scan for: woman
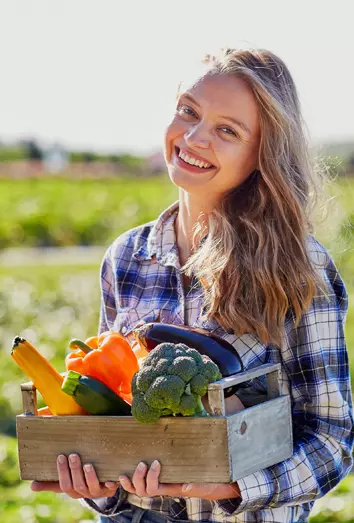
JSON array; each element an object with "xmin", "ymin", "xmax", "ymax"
[{"xmin": 31, "ymin": 48, "xmax": 354, "ymax": 522}]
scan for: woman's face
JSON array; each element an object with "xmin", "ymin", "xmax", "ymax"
[{"xmin": 164, "ymin": 72, "xmax": 261, "ymax": 198}]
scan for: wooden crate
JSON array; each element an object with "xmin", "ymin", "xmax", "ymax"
[{"xmin": 16, "ymin": 363, "xmax": 293, "ymax": 483}]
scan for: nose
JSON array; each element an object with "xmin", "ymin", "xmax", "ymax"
[{"xmin": 184, "ymin": 123, "xmax": 211, "ymax": 150}]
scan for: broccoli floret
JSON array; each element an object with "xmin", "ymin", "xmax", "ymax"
[
  {"xmin": 144, "ymin": 344, "xmax": 177, "ymax": 364},
  {"xmin": 201, "ymin": 355, "xmax": 222, "ymax": 383},
  {"xmin": 154, "ymin": 358, "xmax": 171, "ymax": 374},
  {"xmin": 135, "ymin": 366, "xmax": 159, "ymax": 393},
  {"xmin": 131, "ymin": 393, "xmax": 161, "ymax": 424},
  {"xmin": 130, "ymin": 341, "xmax": 222, "ymax": 424},
  {"xmin": 189, "ymin": 373, "xmax": 209, "ymax": 396},
  {"xmin": 145, "ymin": 375, "xmax": 185, "ymax": 411},
  {"xmin": 168, "ymin": 356, "xmax": 197, "ymax": 383},
  {"xmin": 131, "ymin": 372, "xmax": 139, "ymax": 396}
]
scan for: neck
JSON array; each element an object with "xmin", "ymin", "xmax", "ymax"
[{"xmin": 175, "ymin": 190, "xmax": 215, "ymax": 266}]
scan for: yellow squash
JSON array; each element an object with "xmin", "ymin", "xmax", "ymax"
[{"xmin": 11, "ymin": 336, "xmax": 86, "ymax": 415}]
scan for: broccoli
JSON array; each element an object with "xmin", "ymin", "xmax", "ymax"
[
  {"xmin": 189, "ymin": 373, "xmax": 209, "ymax": 396},
  {"xmin": 131, "ymin": 342, "xmax": 222, "ymax": 423},
  {"xmin": 145, "ymin": 375, "xmax": 185, "ymax": 411},
  {"xmin": 131, "ymin": 393, "xmax": 161, "ymax": 424},
  {"xmin": 178, "ymin": 392, "xmax": 208, "ymax": 417}
]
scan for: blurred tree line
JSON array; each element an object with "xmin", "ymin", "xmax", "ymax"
[
  {"xmin": 0, "ymin": 138, "xmax": 353, "ymax": 176},
  {"xmin": 0, "ymin": 139, "xmax": 145, "ymax": 168}
]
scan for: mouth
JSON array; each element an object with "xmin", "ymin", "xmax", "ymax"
[{"xmin": 174, "ymin": 146, "xmax": 216, "ymax": 173}]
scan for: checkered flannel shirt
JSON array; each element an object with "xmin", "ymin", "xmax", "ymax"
[{"xmin": 82, "ymin": 200, "xmax": 354, "ymax": 522}]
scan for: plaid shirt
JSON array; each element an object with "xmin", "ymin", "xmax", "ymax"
[{"xmin": 83, "ymin": 200, "xmax": 354, "ymax": 522}]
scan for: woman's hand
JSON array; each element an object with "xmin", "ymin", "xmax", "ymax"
[
  {"xmin": 116, "ymin": 460, "xmax": 241, "ymax": 501},
  {"xmin": 31, "ymin": 454, "xmax": 120, "ymax": 499}
]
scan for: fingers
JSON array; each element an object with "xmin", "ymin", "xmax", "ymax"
[
  {"xmin": 179, "ymin": 482, "xmax": 240, "ymax": 500},
  {"xmin": 145, "ymin": 460, "xmax": 161, "ymax": 496},
  {"xmin": 133, "ymin": 462, "xmax": 149, "ymax": 497},
  {"xmin": 68, "ymin": 454, "xmax": 90, "ymax": 498},
  {"xmin": 119, "ymin": 460, "xmax": 184, "ymax": 498},
  {"xmin": 57, "ymin": 455, "xmax": 77, "ymax": 496},
  {"xmin": 31, "ymin": 481, "xmax": 63, "ymax": 493},
  {"xmin": 83, "ymin": 462, "xmax": 101, "ymax": 496},
  {"xmin": 56, "ymin": 454, "xmax": 120, "ymax": 499},
  {"xmin": 119, "ymin": 474, "xmax": 135, "ymax": 494}
]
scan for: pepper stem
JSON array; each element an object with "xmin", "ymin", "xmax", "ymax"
[
  {"xmin": 11, "ymin": 336, "xmax": 26, "ymax": 353},
  {"xmin": 69, "ymin": 339, "xmax": 93, "ymax": 354},
  {"xmin": 132, "ymin": 324, "xmax": 150, "ymax": 349}
]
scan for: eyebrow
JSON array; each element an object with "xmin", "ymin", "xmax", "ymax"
[{"xmin": 179, "ymin": 93, "xmax": 252, "ymax": 136}]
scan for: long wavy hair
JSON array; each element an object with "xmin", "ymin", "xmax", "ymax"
[{"xmin": 181, "ymin": 48, "xmax": 330, "ymax": 347}]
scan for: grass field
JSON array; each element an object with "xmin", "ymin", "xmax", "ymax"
[
  {"xmin": 0, "ymin": 176, "xmax": 178, "ymax": 248},
  {"xmin": 0, "ymin": 174, "xmax": 353, "ymax": 522}
]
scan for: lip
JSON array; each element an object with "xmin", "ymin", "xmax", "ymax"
[
  {"xmin": 173, "ymin": 146, "xmax": 216, "ymax": 174},
  {"xmin": 176, "ymin": 146, "xmax": 215, "ymax": 167}
]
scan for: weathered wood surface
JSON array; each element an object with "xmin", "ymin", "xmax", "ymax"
[
  {"xmin": 20, "ymin": 383, "xmax": 37, "ymax": 416},
  {"xmin": 16, "ymin": 415, "xmax": 230, "ymax": 483},
  {"xmin": 207, "ymin": 387, "xmax": 225, "ymax": 416},
  {"xmin": 16, "ymin": 363, "xmax": 293, "ymax": 484},
  {"xmin": 266, "ymin": 370, "xmax": 281, "ymax": 399},
  {"xmin": 227, "ymin": 395, "xmax": 293, "ymax": 481}
]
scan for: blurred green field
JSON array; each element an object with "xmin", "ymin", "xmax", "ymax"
[
  {"xmin": 0, "ymin": 175, "xmax": 353, "ymax": 522},
  {"xmin": 0, "ymin": 176, "xmax": 178, "ymax": 248}
]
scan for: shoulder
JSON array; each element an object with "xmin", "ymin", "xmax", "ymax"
[
  {"xmin": 306, "ymin": 234, "xmax": 330, "ymax": 268},
  {"xmin": 306, "ymin": 233, "xmax": 348, "ymax": 318},
  {"xmin": 102, "ymin": 219, "xmax": 157, "ymax": 269},
  {"xmin": 101, "ymin": 200, "xmax": 179, "ymax": 270}
]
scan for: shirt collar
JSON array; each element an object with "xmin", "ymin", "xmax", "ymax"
[{"xmin": 132, "ymin": 200, "xmax": 180, "ymax": 267}]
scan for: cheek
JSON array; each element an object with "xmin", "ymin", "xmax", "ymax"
[
  {"xmin": 227, "ymin": 145, "xmax": 256, "ymax": 171},
  {"xmin": 163, "ymin": 118, "xmax": 185, "ymax": 157}
]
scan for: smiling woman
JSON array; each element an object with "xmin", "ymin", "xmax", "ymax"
[
  {"xmin": 30, "ymin": 48, "xmax": 354, "ymax": 523},
  {"xmin": 165, "ymin": 73, "xmax": 260, "ymax": 197}
]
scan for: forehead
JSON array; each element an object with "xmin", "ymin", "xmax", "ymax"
[{"xmin": 178, "ymin": 73, "xmax": 260, "ymax": 135}]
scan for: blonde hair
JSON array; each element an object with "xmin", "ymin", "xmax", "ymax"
[{"xmin": 182, "ymin": 48, "xmax": 330, "ymax": 347}]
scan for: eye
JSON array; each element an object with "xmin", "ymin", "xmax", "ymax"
[
  {"xmin": 219, "ymin": 126, "xmax": 238, "ymax": 137},
  {"xmin": 177, "ymin": 104, "xmax": 197, "ymax": 117}
]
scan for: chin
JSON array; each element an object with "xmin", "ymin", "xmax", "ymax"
[{"xmin": 168, "ymin": 168, "xmax": 209, "ymax": 191}]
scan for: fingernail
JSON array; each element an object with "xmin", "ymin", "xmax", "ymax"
[
  {"xmin": 84, "ymin": 463, "xmax": 93, "ymax": 472},
  {"xmin": 69, "ymin": 454, "xmax": 78, "ymax": 463},
  {"xmin": 137, "ymin": 462, "xmax": 146, "ymax": 471},
  {"xmin": 119, "ymin": 475, "xmax": 127, "ymax": 482},
  {"xmin": 57, "ymin": 455, "xmax": 66, "ymax": 464},
  {"xmin": 151, "ymin": 460, "xmax": 160, "ymax": 470},
  {"xmin": 182, "ymin": 483, "xmax": 193, "ymax": 493}
]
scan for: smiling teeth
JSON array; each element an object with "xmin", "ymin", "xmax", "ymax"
[{"xmin": 178, "ymin": 150, "xmax": 211, "ymax": 168}]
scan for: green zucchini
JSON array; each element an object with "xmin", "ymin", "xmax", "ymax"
[{"xmin": 62, "ymin": 371, "xmax": 131, "ymax": 416}]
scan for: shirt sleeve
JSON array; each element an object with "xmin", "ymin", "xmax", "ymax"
[
  {"xmin": 216, "ymin": 254, "xmax": 354, "ymax": 515},
  {"xmin": 98, "ymin": 244, "xmax": 118, "ymax": 335}
]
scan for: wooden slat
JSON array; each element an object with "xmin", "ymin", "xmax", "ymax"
[
  {"xmin": 266, "ymin": 370, "xmax": 281, "ymax": 399},
  {"xmin": 16, "ymin": 415, "xmax": 230, "ymax": 483},
  {"xmin": 20, "ymin": 383, "xmax": 37, "ymax": 416},
  {"xmin": 227, "ymin": 395, "xmax": 293, "ymax": 481},
  {"xmin": 207, "ymin": 387, "xmax": 225, "ymax": 416}
]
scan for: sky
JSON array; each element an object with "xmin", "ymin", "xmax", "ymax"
[{"xmin": 1, "ymin": 0, "xmax": 353, "ymax": 155}]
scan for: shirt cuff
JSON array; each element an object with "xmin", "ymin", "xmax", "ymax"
[
  {"xmin": 80, "ymin": 486, "xmax": 129, "ymax": 515},
  {"xmin": 216, "ymin": 469, "xmax": 275, "ymax": 516}
]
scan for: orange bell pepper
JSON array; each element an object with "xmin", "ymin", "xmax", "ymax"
[{"xmin": 65, "ymin": 331, "xmax": 138, "ymax": 404}]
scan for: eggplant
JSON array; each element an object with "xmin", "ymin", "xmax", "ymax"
[{"xmin": 132, "ymin": 323, "xmax": 244, "ymax": 397}]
